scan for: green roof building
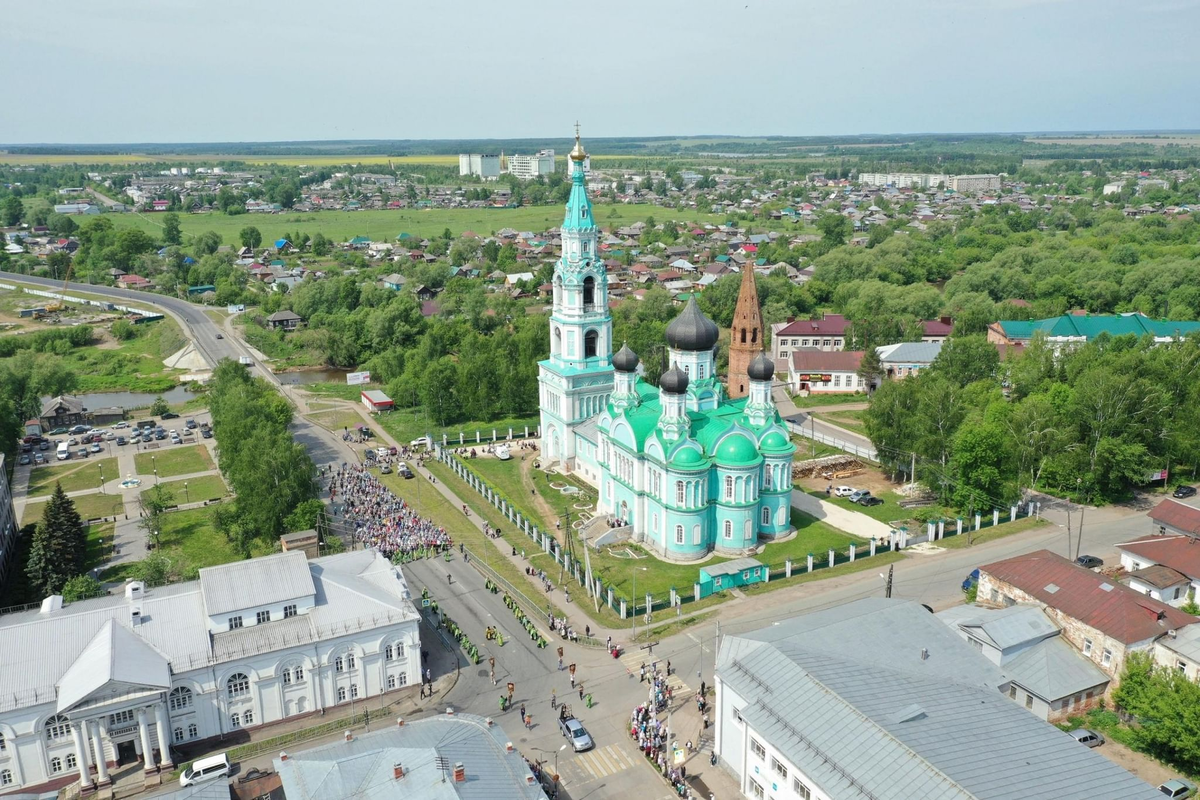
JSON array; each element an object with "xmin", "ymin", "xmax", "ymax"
[{"xmin": 989, "ymin": 313, "xmax": 1200, "ymax": 349}]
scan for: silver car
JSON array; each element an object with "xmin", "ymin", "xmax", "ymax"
[
  {"xmin": 559, "ymin": 716, "xmax": 594, "ymax": 752},
  {"xmin": 1068, "ymin": 728, "xmax": 1104, "ymax": 748}
]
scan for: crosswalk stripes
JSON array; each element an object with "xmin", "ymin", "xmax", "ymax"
[{"xmin": 564, "ymin": 743, "xmax": 641, "ymax": 782}]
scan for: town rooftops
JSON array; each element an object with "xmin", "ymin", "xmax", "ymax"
[
  {"xmin": 701, "ymin": 557, "xmax": 763, "ymax": 577},
  {"xmin": 1003, "ymin": 635, "xmax": 1111, "ymax": 702},
  {"xmin": 274, "ymin": 713, "xmax": 546, "ymax": 800},
  {"xmin": 267, "ymin": 309, "xmax": 303, "ymax": 323},
  {"xmin": 1148, "ymin": 498, "xmax": 1200, "ymax": 536},
  {"xmin": 979, "ymin": 549, "xmax": 1196, "ymax": 644},
  {"xmin": 790, "ymin": 348, "xmax": 864, "ymax": 372},
  {"xmin": 717, "ymin": 598, "xmax": 1158, "ymax": 800},
  {"xmin": 39, "ymin": 395, "xmax": 84, "ymax": 418},
  {"xmin": 1118, "ymin": 532, "xmax": 1200, "ymax": 578},
  {"xmin": 1127, "ymin": 564, "xmax": 1190, "ymax": 590},
  {"xmin": 774, "ymin": 313, "xmax": 850, "ymax": 337},
  {"xmin": 876, "ymin": 341, "xmax": 943, "ymax": 364}
]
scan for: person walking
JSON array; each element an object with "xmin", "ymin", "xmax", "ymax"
[{"xmin": 520, "ymin": 704, "xmax": 527, "ymax": 725}]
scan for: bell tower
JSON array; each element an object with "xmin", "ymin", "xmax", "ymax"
[
  {"xmin": 727, "ymin": 262, "xmax": 764, "ymax": 399},
  {"xmin": 538, "ymin": 125, "xmax": 615, "ymax": 467}
]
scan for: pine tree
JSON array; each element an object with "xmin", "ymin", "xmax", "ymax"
[{"xmin": 25, "ymin": 483, "xmax": 87, "ymax": 597}]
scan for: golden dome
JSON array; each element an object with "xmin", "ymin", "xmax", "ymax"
[{"xmin": 570, "ymin": 122, "xmax": 587, "ymax": 162}]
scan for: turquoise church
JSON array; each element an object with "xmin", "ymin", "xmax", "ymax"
[{"xmin": 538, "ymin": 129, "xmax": 796, "ymax": 563}]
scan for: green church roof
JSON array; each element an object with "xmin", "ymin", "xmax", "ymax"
[
  {"xmin": 715, "ymin": 434, "xmax": 761, "ymax": 466},
  {"xmin": 671, "ymin": 447, "xmax": 706, "ymax": 467},
  {"xmin": 561, "ymin": 149, "xmax": 595, "ymax": 233},
  {"xmin": 996, "ymin": 313, "xmax": 1200, "ymax": 342},
  {"xmin": 759, "ymin": 430, "xmax": 792, "ymax": 452}
]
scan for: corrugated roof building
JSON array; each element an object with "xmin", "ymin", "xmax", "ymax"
[{"xmin": 716, "ymin": 598, "xmax": 1160, "ymax": 800}]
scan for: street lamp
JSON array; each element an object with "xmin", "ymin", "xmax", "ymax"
[
  {"xmin": 532, "ymin": 745, "xmax": 566, "ymax": 794},
  {"xmin": 98, "ymin": 463, "xmax": 104, "ymax": 494}
]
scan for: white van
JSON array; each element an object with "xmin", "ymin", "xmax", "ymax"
[
  {"xmin": 179, "ymin": 753, "xmax": 230, "ymax": 787},
  {"xmin": 56, "ymin": 442, "xmax": 70, "ymax": 461}
]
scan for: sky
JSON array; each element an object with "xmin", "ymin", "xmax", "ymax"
[{"xmin": 3, "ymin": 0, "xmax": 1199, "ymax": 144}]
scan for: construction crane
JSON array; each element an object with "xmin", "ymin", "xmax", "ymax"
[{"xmin": 44, "ymin": 261, "xmax": 74, "ymax": 313}]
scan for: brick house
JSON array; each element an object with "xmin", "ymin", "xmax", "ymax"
[{"xmin": 976, "ymin": 549, "xmax": 1196, "ymax": 686}]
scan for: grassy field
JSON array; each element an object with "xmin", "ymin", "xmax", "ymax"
[
  {"xmin": 306, "ymin": 407, "xmax": 367, "ymax": 434},
  {"xmin": 99, "ymin": 506, "xmax": 241, "ymax": 583},
  {"xmin": 0, "ymin": 280, "xmax": 161, "ymax": 315},
  {"xmin": 134, "ymin": 444, "xmax": 215, "ymax": 478},
  {"xmin": 66, "ymin": 318, "xmax": 188, "ymax": 393},
  {"xmin": 26, "ymin": 457, "xmax": 119, "ymax": 497},
  {"xmin": 85, "ymin": 522, "xmax": 115, "ymax": 572},
  {"xmin": 80, "ymin": 204, "xmax": 736, "ymax": 249},
  {"xmin": 22, "ymin": 491, "xmax": 124, "ymax": 526},
  {"xmin": 939, "ymin": 516, "xmax": 1048, "ymax": 549},
  {"xmin": 789, "ymin": 393, "xmax": 870, "ymax": 409},
  {"xmin": 813, "ymin": 410, "xmax": 867, "ymax": 435},
  {"xmin": 140, "ymin": 474, "xmax": 227, "ymax": 505}
]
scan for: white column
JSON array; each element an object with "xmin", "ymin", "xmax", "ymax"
[
  {"xmin": 154, "ymin": 703, "xmax": 174, "ymax": 769},
  {"xmin": 137, "ymin": 708, "xmax": 156, "ymax": 772},
  {"xmin": 70, "ymin": 722, "xmax": 94, "ymax": 789},
  {"xmin": 91, "ymin": 719, "xmax": 110, "ymax": 784}
]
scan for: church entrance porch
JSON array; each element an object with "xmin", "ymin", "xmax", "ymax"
[{"xmin": 115, "ymin": 739, "xmax": 138, "ymax": 766}]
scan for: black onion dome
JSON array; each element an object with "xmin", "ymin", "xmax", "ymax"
[
  {"xmin": 748, "ymin": 351, "xmax": 775, "ymax": 381},
  {"xmin": 613, "ymin": 342, "xmax": 640, "ymax": 373},
  {"xmin": 659, "ymin": 363, "xmax": 689, "ymax": 394},
  {"xmin": 665, "ymin": 297, "xmax": 720, "ymax": 352}
]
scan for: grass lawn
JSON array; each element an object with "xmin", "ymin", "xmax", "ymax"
[
  {"xmin": 84, "ymin": 205, "xmax": 735, "ymax": 250},
  {"xmin": 26, "ymin": 457, "xmax": 119, "ymax": 497},
  {"xmin": 742, "ymin": 550, "xmax": 905, "ymax": 596},
  {"xmin": 301, "ymin": 382, "xmax": 366, "ymax": 402},
  {"xmin": 939, "ymin": 516, "xmax": 1048, "ymax": 549},
  {"xmin": 791, "ymin": 435, "xmax": 850, "ymax": 461},
  {"xmin": 464, "ymin": 456, "xmax": 561, "ymax": 533},
  {"xmin": 807, "ymin": 489, "xmax": 917, "ymax": 526},
  {"xmin": 99, "ymin": 506, "xmax": 241, "ymax": 583},
  {"xmin": 140, "ymin": 474, "xmax": 228, "ymax": 506},
  {"xmin": 85, "ymin": 523, "xmax": 115, "ymax": 572},
  {"xmin": 813, "ymin": 410, "xmax": 867, "ymax": 435},
  {"xmin": 376, "ymin": 408, "xmax": 541, "ymax": 448},
  {"xmin": 134, "ymin": 444, "xmax": 215, "ymax": 478},
  {"xmin": 789, "ymin": 393, "xmax": 870, "ymax": 409},
  {"xmin": 22, "ymin": 491, "xmax": 125, "ymax": 526}
]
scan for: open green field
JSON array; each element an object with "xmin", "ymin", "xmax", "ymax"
[
  {"xmin": 66, "ymin": 318, "xmax": 188, "ymax": 393},
  {"xmin": 134, "ymin": 444, "xmax": 215, "ymax": 478},
  {"xmin": 939, "ymin": 516, "xmax": 1048, "ymax": 549},
  {"xmin": 26, "ymin": 457, "xmax": 119, "ymax": 497},
  {"xmin": 86, "ymin": 522, "xmax": 115, "ymax": 572},
  {"xmin": 79, "ymin": 204, "xmax": 738, "ymax": 248},
  {"xmin": 306, "ymin": 407, "xmax": 366, "ymax": 434},
  {"xmin": 789, "ymin": 393, "xmax": 870, "ymax": 409},
  {"xmin": 813, "ymin": 410, "xmax": 867, "ymax": 435},
  {"xmin": 22, "ymin": 491, "xmax": 124, "ymax": 526},
  {"xmin": 140, "ymin": 474, "xmax": 227, "ymax": 506},
  {"xmin": 99, "ymin": 506, "xmax": 241, "ymax": 583}
]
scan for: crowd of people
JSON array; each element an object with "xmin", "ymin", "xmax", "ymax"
[
  {"xmin": 327, "ymin": 462, "xmax": 452, "ymax": 559},
  {"xmin": 630, "ymin": 702, "xmax": 694, "ymax": 797}
]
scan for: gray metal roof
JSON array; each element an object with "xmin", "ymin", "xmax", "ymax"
[
  {"xmin": 200, "ymin": 550, "xmax": 316, "ymax": 616},
  {"xmin": 1156, "ymin": 625, "xmax": 1200, "ymax": 663},
  {"xmin": 959, "ymin": 605, "xmax": 1060, "ymax": 651},
  {"xmin": 0, "ymin": 551, "xmax": 416, "ymax": 714},
  {"xmin": 1004, "ymin": 637, "xmax": 1110, "ymax": 702},
  {"xmin": 876, "ymin": 341, "xmax": 943, "ymax": 364},
  {"xmin": 702, "ymin": 557, "xmax": 764, "ymax": 578},
  {"xmin": 718, "ymin": 598, "xmax": 1160, "ymax": 800},
  {"xmin": 56, "ymin": 619, "xmax": 171, "ymax": 712},
  {"xmin": 144, "ymin": 780, "xmax": 232, "ymax": 800},
  {"xmin": 274, "ymin": 713, "xmax": 546, "ymax": 800}
]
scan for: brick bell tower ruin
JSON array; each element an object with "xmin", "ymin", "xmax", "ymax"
[{"xmin": 727, "ymin": 262, "xmax": 764, "ymax": 399}]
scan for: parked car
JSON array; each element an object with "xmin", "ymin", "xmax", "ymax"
[
  {"xmin": 112, "ymin": 421, "xmax": 129, "ymax": 429},
  {"xmin": 67, "ymin": 437, "xmax": 78, "ymax": 446},
  {"xmin": 89, "ymin": 443, "xmax": 102, "ymax": 453},
  {"xmin": 849, "ymin": 490, "xmax": 872, "ymax": 503},
  {"xmin": 558, "ymin": 716, "xmax": 594, "ymax": 752},
  {"xmin": 1068, "ymin": 729, "xmax": 1104, "ymax": 748},
  {"xmin": 833, "ymin": 486, "xmax": 855, "ymax": 497},
  {"xmin": 1174, "ymin": 486, "xmax": 1198, "ymax": 499},
  {"xmin": 38, "ymin": 441, "xmax": 50, "ymax": 451},
  {"xmin": 104, "ymin": 431, "xmax": 116, "ymax": 440},
  {"xmin": 161, "ymin": 412, "xmax": 179, "ymax": 420},
  {"xmin": 380, "ymin": 464, "xmax": 393, "ymax": 474},
  {"xmin": 376, "ymin": 447, "xmax": 390, "ymax": 459},
  {"xmin": 69, "ymin": 424, "xmax": 90, "ymax": 434},
  {"xmin": 179, "ymin": 753, "xmax": 230, "ymax": 788},
  {"xmin": 76, "ymin": 448, "xmax": 89, "ymax": 459},
  {"xmin": 411, "ymin": 435, "xmax": 432, "ymax": 449},
  {"xmin": 19, "ymin": 443, "xmax": 31, "ymax": 453},
  {"xmin": 962, "ymin": 569, "xmax": 980, "ymax": 592},
  {"xmin": 50, "ymin": 427, "xmax": 69, "ymax": 435},
  {"xmin": 398, "ymin": 462, "xmax": 414, "ymax": 479},
  {"xmin": 34, "ymin": 453, "xmax": 45, "ymax": 464},
  {"xmin": 154, "ymin": 431, "xmax": 167, "ymax": 441},
  {"xmin": 18, "ymin": 454, "xmax": 30, "ymax": 465},
  {"xmin": 858, "ymin": 496, "xmax": 884, "ymax": 507},
  {"xmin": 185, "ymin": 419, "xmax": 197, "ymax": 429},
  {"xmin": 116, "ymin": 436, "xmax": 127, "ymax": 446},
  {"xmin": 1159, "ymin": 778, "xmax": 1198, "ymax": 798},
  {"xmin": 201, "ymin": 429, "xmax": 213, "ymax": 439},
  {"xmin": 183, "ymin": 429, "xmax": 194, "ymax": 438},
  {"xmin": 1075, "ymin": 555, "xmax": 1104, "ymax": 570}
]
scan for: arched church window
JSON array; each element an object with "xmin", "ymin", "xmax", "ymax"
[
  {"xmin": 724, "ymin": 519, "xmax": 733, "ymax": 539},
  {"xmin": 169, "ymin": 686, "xmax": 193, "ymax": 711},
  {"xmin": 583, "ymin": 276, "xmax": 595, "ymax": 306},
  {"xmin": 674, "ymin": 526, "xmax": 684, "ymax": 545},
  {"xmin": 740, "ymin": 328, "xmax": 747, "ymax": 344},
  {"xmin": 584, "ymin": 330, "xmax": 598, "ymax": 359},
  {"xmin": 752, "ymin": 328, "xmax": 758, "ymax": 343},
  {"xmin": 44, "ymin": 715, "xmax": 70, "ymax": 742},
  {"xmin": 762, "ymin": 507, "xmax": 771, "ymax": 526},
  {"xmin": 676, "ymin": 482, "xmax": 684, "ymax": 506},
  {"xmin": 724, "ymin": 475, "xmax": 733, "ymax": 501}
]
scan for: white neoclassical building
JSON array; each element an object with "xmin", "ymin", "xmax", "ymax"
[{"xmin": 0, "ymin": 550, "xmax": 420, "ymax": 795}]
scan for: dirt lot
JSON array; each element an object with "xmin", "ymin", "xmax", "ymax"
[
  {"xmin": 1094, "ymin": 740, "xmax": 1176, "ymax": 789},
  {"xmin": 797, "ymin": 462, "xmax": 897, "ymax": 496}
]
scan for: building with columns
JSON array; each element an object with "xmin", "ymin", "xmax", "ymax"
[
  {"xmin": 539, "ymin": 128, "xmax": 796, "ymax": 563},
  {"xmin": 0, "ymin": 550, "xmax": 420, "ymax": 795}
]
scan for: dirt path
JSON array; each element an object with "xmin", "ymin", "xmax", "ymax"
[{"xmin": 518, "ymin": 455, "xmax": 563, "ymax": 535}]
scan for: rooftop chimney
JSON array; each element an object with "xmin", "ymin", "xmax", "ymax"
[
  {"xmin": 344, "ymin": 731, "xmax": 352, "ymax": 742},
  {"xmin": 396, "ymin": 717, "xmax": 405, "ymax": 727},
  {"xmin": 920, "ymin": 648, "xmax": 929, "ymax": 661},
  {"xmin": 453, "ymin": 763, "xmax": 465, "ymax": 783},
  {"xmin": 279, "ymin": 752, "xmax": 288, "ymax": 762},
  {"xmin": 40, "ymin": 595, "xmax": 64, "ymax": 614},
  {"xmin": 124, "ymin": 580, "xmax": 145, "ymax": 601},
  {"xmin": 393, "ymin": 764, "xmax": 405, "ymax": 780}
]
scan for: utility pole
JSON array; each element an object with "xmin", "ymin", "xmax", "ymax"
[
  {"xmin": 884, "ymin": 564, "xmax": 893, "ymax": 599},
  {"xmin": 910, "ymin": 452, "xmax": 917, "ymax": 488}
]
